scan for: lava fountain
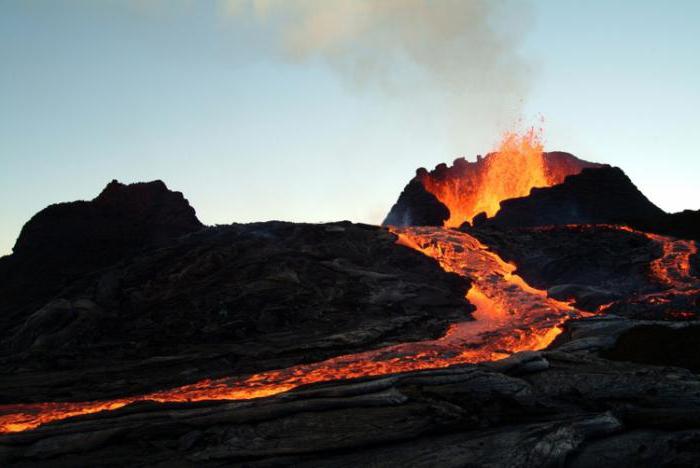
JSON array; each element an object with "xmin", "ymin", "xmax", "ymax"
[{"xmin": 418, "ymin": 128, "xmax": 600, "ymax": 227}]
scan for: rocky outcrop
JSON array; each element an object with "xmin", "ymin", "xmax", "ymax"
[
  {"xmin": 0, "ymin": 180, "xmax": 203, "ymax": 331},
  {"xmin": 11, "ymin": 179, "xmax": 202, "ymax": 259},
  {"xmin": 468, "ymin": 224, "xmax": 700, "ymax": 320},
  {"xmin": 633, "ymin": 209, "xmax": 700, "ymax": 242},
  {"xmin": 468, "ymin": 225, "xmax": 664, "ymax": 311},
  {"xmin": 382, "ymin": 177, "xmax": 449, "ymax": 226},
  {"xmin": 0, "ymin": 221, "xmax": 471, "ymax": 402},
  {"xmin": 474, "ymin": 167, "xmax": 665, "ymax": 229}
]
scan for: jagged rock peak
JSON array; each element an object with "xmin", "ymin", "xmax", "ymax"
[
  {"xmin": 473, "ymin": 166, "xmax": 665, "ymax": 228},
  {"xmin": 12, "ymin": 179, "xmax": 203, "ymax": 256}
]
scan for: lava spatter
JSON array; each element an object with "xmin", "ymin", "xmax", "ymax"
[{"xmin": 418, "ymin": 129, "xmax": 597, "ymax": 227}]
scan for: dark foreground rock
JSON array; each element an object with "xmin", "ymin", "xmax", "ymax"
[
  {"xmin": 468, "ymin": 224, "xmax": 700, "ymax": 320},
  {"xmin": 467, "ymin": 225, "xmax": 664, "ymax": 310},
  {"xmin": 383, "ymin": 178, "xmax": 450, "ymax": 227},
  {"xmin": 0, "ymin": 220, "xmax": 471, "ymax": 403},
  {"xmin": 3, "ymin": 318, "xmax": 700, "ymax": 466}
]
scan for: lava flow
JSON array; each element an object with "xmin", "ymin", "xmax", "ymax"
[
  {"xmin": 2, "ymin": 225, "xmax": 695, "ymax": 434},
  {"xmin": 533, "ymin": 224, "xmax": 700, "ymax": 315},
  {"xmin": 419, "ymin": 128, "xmax": 599, "ymax": 227},
  {"xmin": 0, "ymin": 227, "xmax": 579, "ymax": 434},
  {"xmin": 616, "ymin": 226, "xmax": 700, "ymax": 312}
]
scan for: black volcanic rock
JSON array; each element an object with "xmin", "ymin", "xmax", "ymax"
[
  {"xmin": 468, "ymin": 225, "xmax": 666, "ymax": 312},
  {"xmin": 475, "ymin": 166, "xmax": 665, "ymax": 228},
  {"xmin": 633, "ymin": 209, "xmax": 700, "ymax": 242},
  {"xmin": 12, "ymin": 179, "xmax": 202, "ymax": 258},
  {"xmin": 0, "ymin": 180, "xmax": 203, "ymax": 333},
  {"xmin": 0, "ymin": 221, "xmax": 471, "ymax": 402},
  {"xmin": 383, "ymin": 176, "xmax": 449, "ymax": 226},
  {"xmin": 4, "ymin": 333, "xmax": 700, "ymax": 466}
]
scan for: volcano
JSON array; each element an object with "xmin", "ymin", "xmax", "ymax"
[{"xmin": 1, "ymin": 136, "xmax": 700, "ymax": 466}]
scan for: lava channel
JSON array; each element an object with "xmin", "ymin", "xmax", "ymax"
[{"xmin": 0, "ymin": 226, "xmax": 668, "ymax": 434}]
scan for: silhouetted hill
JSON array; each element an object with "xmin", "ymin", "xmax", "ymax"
[
  {"xmin": 474, "ymin": 166, "xmax": 665, "ymax": 228},
  {"xmin": 383, "ymin": 177, "xmax": 449, "ymax": 226},
  {"xmin": 0, "ymin": 180, "xmax": 203, "ymax": 330}
]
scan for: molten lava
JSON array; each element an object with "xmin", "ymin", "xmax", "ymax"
[
  {"xmin": 1, "ymin": 224, "xmax": 696, "ymax": 434},
  {"xmin": 0, "ymin": 227, "xmax": 578, "ymax": 434},
  {"xmin": 617, "ymin": 226, "xmax": 700, "ymax": 313},
  {"xmin": 418, "ymin": 129, "xmax": 598, "ymax": 227}
]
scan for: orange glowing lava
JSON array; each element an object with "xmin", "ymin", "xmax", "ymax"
[
  {"xmin": 1, "ymin": 225, "xmax": 695, "ymax": 434},
  {"xmin": 0, "ymin": 227, "xmax": 579, "ymax": 434},
  {"xmin": 625, "ymin": 227, "xmax": 700, "ymax": 308},
  {"xmin": 419, "ymin": 128, "xmax": 597, "ymax": 227},
  {"xmin": 534, "ymin": 224, "xmax": 700, "ymax": 313}
]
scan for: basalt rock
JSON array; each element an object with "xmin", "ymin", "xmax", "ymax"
[
  {"xmin": 383, "ymin": 176, "xmax": 449, "ymax": 227},
  {"xmin": 3, "ymin": 337, "xmax": 700, "ymax": 466},
  {"xmin": 467, "ymin": 225, "xmax": 664, "ymax": 311},
  {"xmin": 12, "ymin": 179, "xmax": 202, "ymax": 260},
  {"xmin": 474, "ymin": 166, "xmax": 665, "ymax": 229},
  {"xmin": 633, "ymin": 209, "xmax": 700, "ymax": 242},
  {"xmin": 0, "ymin": 221, "xmax": 471, "ymax": 402},
  {"xmin": 0, "ymin": 180, "xmax": 203, "ymax": 330},
  {"xmin": 468, "ymin": 224, "xmax": 700, "ymax": 320}
]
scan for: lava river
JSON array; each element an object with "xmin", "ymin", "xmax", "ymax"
[{"xmin": 0, "ymin": 225, "xmax": 694, "ymax": 434}]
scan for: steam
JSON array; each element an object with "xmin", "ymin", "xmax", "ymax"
[{"xmin": 224, "ymin": 0, "xmax": 535, "ymax": 148}]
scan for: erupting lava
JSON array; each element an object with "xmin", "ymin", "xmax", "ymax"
[
  {"xmin": 0, "ymin": 224, "xmax": 695, "ymax": 435},
  {"xmin": 418, "ymin": 128, "xmax": 599, "ymax": 227},
  {"xmin": 615, "ymin": 226, "xmax": 700, "ymax": 313},
  {"xmin": 0, "ymin": 227, "xmax": 578, "ymax": 434}
]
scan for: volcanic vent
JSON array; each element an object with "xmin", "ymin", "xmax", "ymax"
[{"xmin": 384, "ymin": 129, "xmax": 602, "ymax": 228}]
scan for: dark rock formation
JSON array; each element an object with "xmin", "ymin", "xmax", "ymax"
[
  {"xmin": 0, "ymin": 180, "xmax": 203, "ymax": 332},
  {"xmin": 0, "ymin": 221, "xmax": 471, "ymax": 402},
  {"xmin": 382, "ymin": 176, "xmax": 449, "ymax": 226},
  {"xmin": 468, "ymin": 224, "xmax": 700, "ymax": 320},
  {"xmin": 12, "ymin": 179, "xmax": 202, "ymax": 258},
  {"xmin": 475, "ymin": 167, "xmax": 665, "ymax": 229},
  {"xmin": 4, "ymin": 322, "xmax": 700, "ymax": 466},
  {"xmin": 468, "ymin": 225, "xmax": 664, "ymax": 311},
  {"xmin": 633, "ymin": 209, "xmax": 700, "ymax": 242},
  {"xmin": 602, "ymin": 324, "xmax": 700, "ymax": 372}
]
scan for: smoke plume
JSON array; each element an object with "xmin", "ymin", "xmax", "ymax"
[{"xmin": 224, "ymin": 0, "xmax": 535, "ymax": 148}]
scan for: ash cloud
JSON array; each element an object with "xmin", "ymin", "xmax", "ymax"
[{"xmin": 224, "ymin": 0, "xmax": 535, "ymax": 147}]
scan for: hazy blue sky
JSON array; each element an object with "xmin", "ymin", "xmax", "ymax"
[{"xmin": 2, "ymin": 1, "xmax": 699, "ymax": 255}]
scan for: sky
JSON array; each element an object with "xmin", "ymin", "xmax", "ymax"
[{"xmin": 1, "ymin": 0, "xmax": 699, "ymax": 256}]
